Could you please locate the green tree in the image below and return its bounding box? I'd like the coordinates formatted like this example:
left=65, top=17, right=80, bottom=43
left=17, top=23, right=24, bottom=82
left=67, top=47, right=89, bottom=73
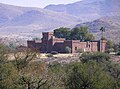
left=106, top=40, right=113, bottom=49
left=54, top=26, right=95, bottom=41
left=48, top=63, right=66, bottom=89
left=9, top=42, right=17, bottom=51
left=18, top=62, right=50, bottom=89
left=0, top=62, right=18, bottom=89
left=70, top=27, right=94, bottom=41
left=70, top=27, right=88, bottom=41
left=13, top=49, right=56, bottom=89
left=0, top=44, right=8, bottom=63
left=85, top=34, right=95, bottom=41
left=113, top=43, right=120, bottom=55
left=102, top=62, right=120, bottom=89
left=65, top=61, right=114, bottom=89
left=106, top=40, right=113, bottom=53
left=80, top=51, right=120, bottom=89
left=0, top=44, right=19, bottom=89
left=54, top=27, right=71, bottom=39
left=13, top=49, right=37, bottom=71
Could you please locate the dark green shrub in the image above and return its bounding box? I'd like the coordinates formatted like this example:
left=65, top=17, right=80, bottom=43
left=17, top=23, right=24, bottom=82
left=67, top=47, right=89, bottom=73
left=51, top=51, right=58, bottom=55
left=47, top=54, right=54, bottom=57
left=80, top=52, right=110, bottom=63
left=65, top=46, right=71, bottom=53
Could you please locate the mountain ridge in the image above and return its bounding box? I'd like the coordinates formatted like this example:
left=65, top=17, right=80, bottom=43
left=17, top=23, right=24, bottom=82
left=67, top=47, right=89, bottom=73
left=0, top=1, right=120, bottom=44
left=0, top=3, right=79, bottom=40
left=45, top=0, right=120, bottom=22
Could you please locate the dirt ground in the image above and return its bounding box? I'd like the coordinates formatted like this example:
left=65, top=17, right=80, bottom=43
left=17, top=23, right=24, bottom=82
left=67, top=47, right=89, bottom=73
left=111, top=55, right=120, bottom=63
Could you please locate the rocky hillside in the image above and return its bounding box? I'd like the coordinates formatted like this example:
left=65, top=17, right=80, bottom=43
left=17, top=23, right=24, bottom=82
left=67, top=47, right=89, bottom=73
left=76, top=16, right=120, bottom=43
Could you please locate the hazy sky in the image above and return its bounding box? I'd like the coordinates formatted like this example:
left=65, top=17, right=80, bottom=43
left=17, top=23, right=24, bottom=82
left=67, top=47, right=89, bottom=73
left=0, top=0, right=82, bottom=8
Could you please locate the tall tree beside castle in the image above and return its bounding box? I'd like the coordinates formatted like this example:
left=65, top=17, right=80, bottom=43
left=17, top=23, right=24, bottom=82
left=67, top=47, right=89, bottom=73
left=54, top=27, right=71, bottom=39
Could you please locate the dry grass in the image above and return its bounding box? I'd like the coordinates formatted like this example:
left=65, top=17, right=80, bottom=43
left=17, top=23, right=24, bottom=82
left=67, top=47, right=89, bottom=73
left=7, top=53, right=75, bottom=60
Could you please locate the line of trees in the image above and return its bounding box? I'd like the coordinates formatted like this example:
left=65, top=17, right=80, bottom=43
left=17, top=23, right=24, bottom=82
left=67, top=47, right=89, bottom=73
left=54, top=27, right=95, bottom=41
left=0, top=44, right=120, bottom=89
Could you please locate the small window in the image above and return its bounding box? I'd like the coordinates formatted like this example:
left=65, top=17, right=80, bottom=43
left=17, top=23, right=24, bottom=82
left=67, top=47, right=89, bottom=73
left=86, top=43, right=90, bottom=48
left=75, top=47, right=77, bottom=50
left=89, top=44, right=90, bottom=48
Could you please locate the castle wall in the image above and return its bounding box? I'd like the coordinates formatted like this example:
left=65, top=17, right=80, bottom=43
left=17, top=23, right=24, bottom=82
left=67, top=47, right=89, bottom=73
left=91, top=41, right=99, bottom=52
left=52, top=38, right=65, bottom=45
left=72, top=41, right=100, bottom=53
left=27, top=32, right=107, bottom=53
left=35, top=43, right=42, bottom=52
left=72, top=41, right=87, bottom=53
left=63, top=40, right=72, bottom=53
left=52, top=38, right=65, bottom=53
left=99, top=40, right=107, bottom=52
left=27, top=40, right=42, bottom=51
left=27, top=40, right=36, bottom=49
left=53, top=43, right=64, bottom=53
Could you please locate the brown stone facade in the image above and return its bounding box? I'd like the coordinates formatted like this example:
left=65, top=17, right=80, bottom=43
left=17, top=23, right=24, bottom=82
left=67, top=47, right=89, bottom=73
left=27, top=32, right=107, bottom=53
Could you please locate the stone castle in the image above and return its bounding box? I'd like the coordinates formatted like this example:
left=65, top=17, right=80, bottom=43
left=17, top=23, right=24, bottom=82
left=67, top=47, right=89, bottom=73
left=27, top=32, right=107, bottom=53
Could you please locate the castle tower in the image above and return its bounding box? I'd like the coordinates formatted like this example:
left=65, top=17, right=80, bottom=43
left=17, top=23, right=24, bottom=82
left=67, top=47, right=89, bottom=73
left=99, top=40, right=107, bottom=52
left=41, top=32, right=54, bottom=53
left=42, top=32, right=54, bottom=41
left=99, top=27, right=107, bottom=52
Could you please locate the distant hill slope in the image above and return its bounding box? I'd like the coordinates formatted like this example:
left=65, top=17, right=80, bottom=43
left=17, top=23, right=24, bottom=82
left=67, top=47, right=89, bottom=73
left=45, top=0, right=120, bottom=22
left=76, top=16, right=120, bottom=43
left=0, top=3, right=79, bottom=39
